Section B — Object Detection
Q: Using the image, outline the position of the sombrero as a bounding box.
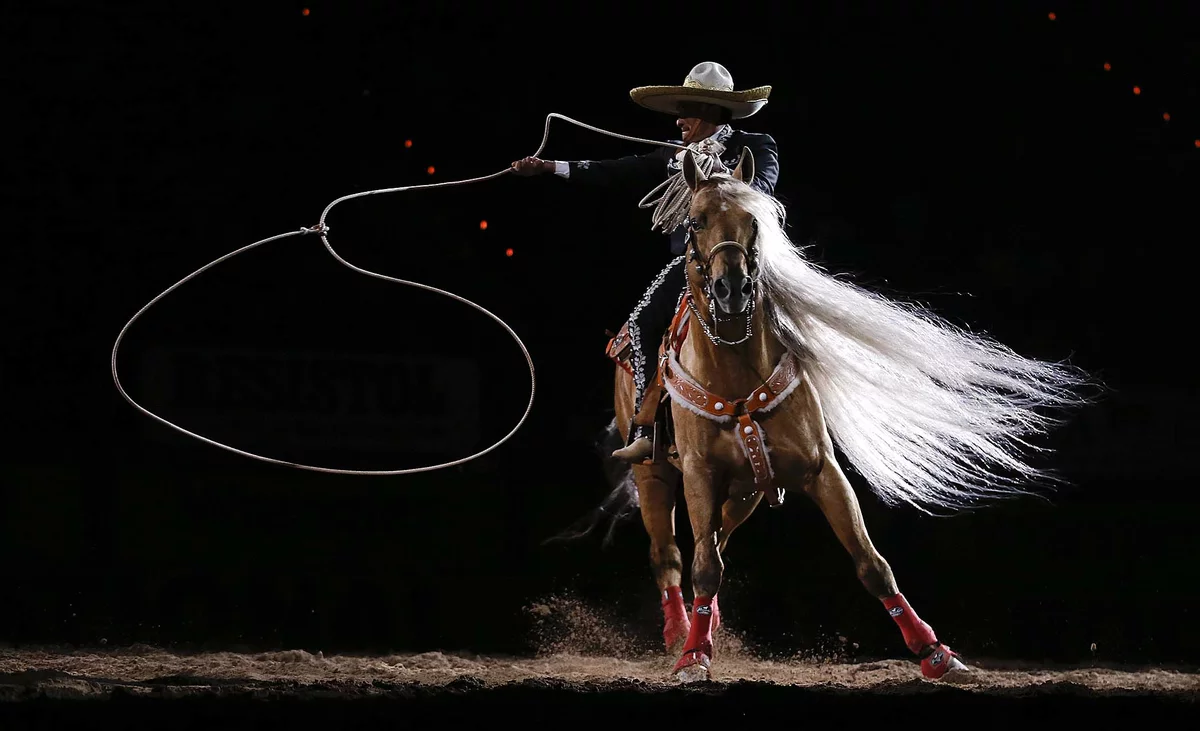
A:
[629,62,771,120]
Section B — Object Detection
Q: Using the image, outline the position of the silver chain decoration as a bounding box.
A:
[687,293,755,346]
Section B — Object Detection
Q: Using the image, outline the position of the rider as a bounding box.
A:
[512,62,779,462]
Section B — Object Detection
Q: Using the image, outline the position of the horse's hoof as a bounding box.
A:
[675,663,711,683]
[940,655,976,684]
[921,643,969,681]
[672,650,712,683]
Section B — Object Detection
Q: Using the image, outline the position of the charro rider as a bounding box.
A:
[512,61,779,462]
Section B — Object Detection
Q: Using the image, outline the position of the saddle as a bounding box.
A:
[605,297,792,507]
[604,296,692,464]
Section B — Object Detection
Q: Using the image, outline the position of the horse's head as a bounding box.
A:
[681,148,760,340]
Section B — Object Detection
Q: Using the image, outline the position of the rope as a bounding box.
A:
[640,152,727,234]
[111,113,708,476]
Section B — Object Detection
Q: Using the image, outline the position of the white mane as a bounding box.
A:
[706,176,1093,513]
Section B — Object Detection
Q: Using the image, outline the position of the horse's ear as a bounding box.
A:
[683,150,707,191]
[732,147,755,185]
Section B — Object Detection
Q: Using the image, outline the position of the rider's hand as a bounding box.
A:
[511,156,552,176]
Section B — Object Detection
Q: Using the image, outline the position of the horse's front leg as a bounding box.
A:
[807,455,970,680]
[673,456,724,682]
[717,487,762,554]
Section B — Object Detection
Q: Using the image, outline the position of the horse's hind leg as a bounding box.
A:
[633,463,689,655]
[617,366,689,656]
[806,457,970,680]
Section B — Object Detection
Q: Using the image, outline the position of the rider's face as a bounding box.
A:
[677,116,716,144]
[675,102,724,144]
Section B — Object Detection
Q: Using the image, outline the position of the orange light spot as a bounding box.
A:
[1132,86,1141,95]
[404,139,413,148]
[1163,112,1171,122]
[479,220,488,230]
[505,248,514,257]
[302,8,310,16]
[1047,12,1056,20]
[426,166,435,175]
[1195,140,1200,148]
[1103,62,1111,71]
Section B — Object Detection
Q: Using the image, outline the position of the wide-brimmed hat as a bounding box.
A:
[629,62,771,120]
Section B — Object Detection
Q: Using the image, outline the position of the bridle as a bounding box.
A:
[684,216,759,347]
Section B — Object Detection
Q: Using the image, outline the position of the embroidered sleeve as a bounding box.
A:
[746,134,780,196]
[565,150,667,192]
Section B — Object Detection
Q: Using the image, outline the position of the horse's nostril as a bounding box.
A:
[740,279,754,295]
[714,278,730,299]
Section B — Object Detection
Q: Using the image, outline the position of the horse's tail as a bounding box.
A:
[542,418,640,546]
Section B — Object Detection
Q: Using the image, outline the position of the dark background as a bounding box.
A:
[5,1,1199,668]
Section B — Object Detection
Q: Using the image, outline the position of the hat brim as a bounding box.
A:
[629,85,771,119]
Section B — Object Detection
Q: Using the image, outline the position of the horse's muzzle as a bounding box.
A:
[713,272,754,316]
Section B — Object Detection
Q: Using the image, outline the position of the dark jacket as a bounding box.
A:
[564,127,780,255]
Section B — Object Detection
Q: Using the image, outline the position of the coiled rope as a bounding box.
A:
[640,144,729,234]
[112,113,722,475]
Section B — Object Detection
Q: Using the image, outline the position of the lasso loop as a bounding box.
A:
[112,113,697,476]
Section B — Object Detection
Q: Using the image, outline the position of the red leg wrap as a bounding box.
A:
[882,593,938,655]
[920,643,960,679]
[673,594,716,674]
[661,586,690,650]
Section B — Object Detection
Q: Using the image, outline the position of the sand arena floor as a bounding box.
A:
[1,595,1195,727]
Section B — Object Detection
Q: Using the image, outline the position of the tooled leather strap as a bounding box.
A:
[746,351,800,414]
[606,323,634,376]
[662,349,800,422]
[668,293,692,353]
[660,327,801,508]
[736,414,772,485]
[733,415,780,506]
[662,348,737,420]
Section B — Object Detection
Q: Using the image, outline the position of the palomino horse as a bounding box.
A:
[607,147,1086,682]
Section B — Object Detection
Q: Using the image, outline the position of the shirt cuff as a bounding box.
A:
[554,161,570,178]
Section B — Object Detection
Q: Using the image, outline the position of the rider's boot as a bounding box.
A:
[612,431,654,462]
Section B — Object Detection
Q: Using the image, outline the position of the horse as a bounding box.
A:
[605,147,1089,682]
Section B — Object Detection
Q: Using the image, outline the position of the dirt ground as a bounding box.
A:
[1,597,1195,727]
[2,644,1198,698]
